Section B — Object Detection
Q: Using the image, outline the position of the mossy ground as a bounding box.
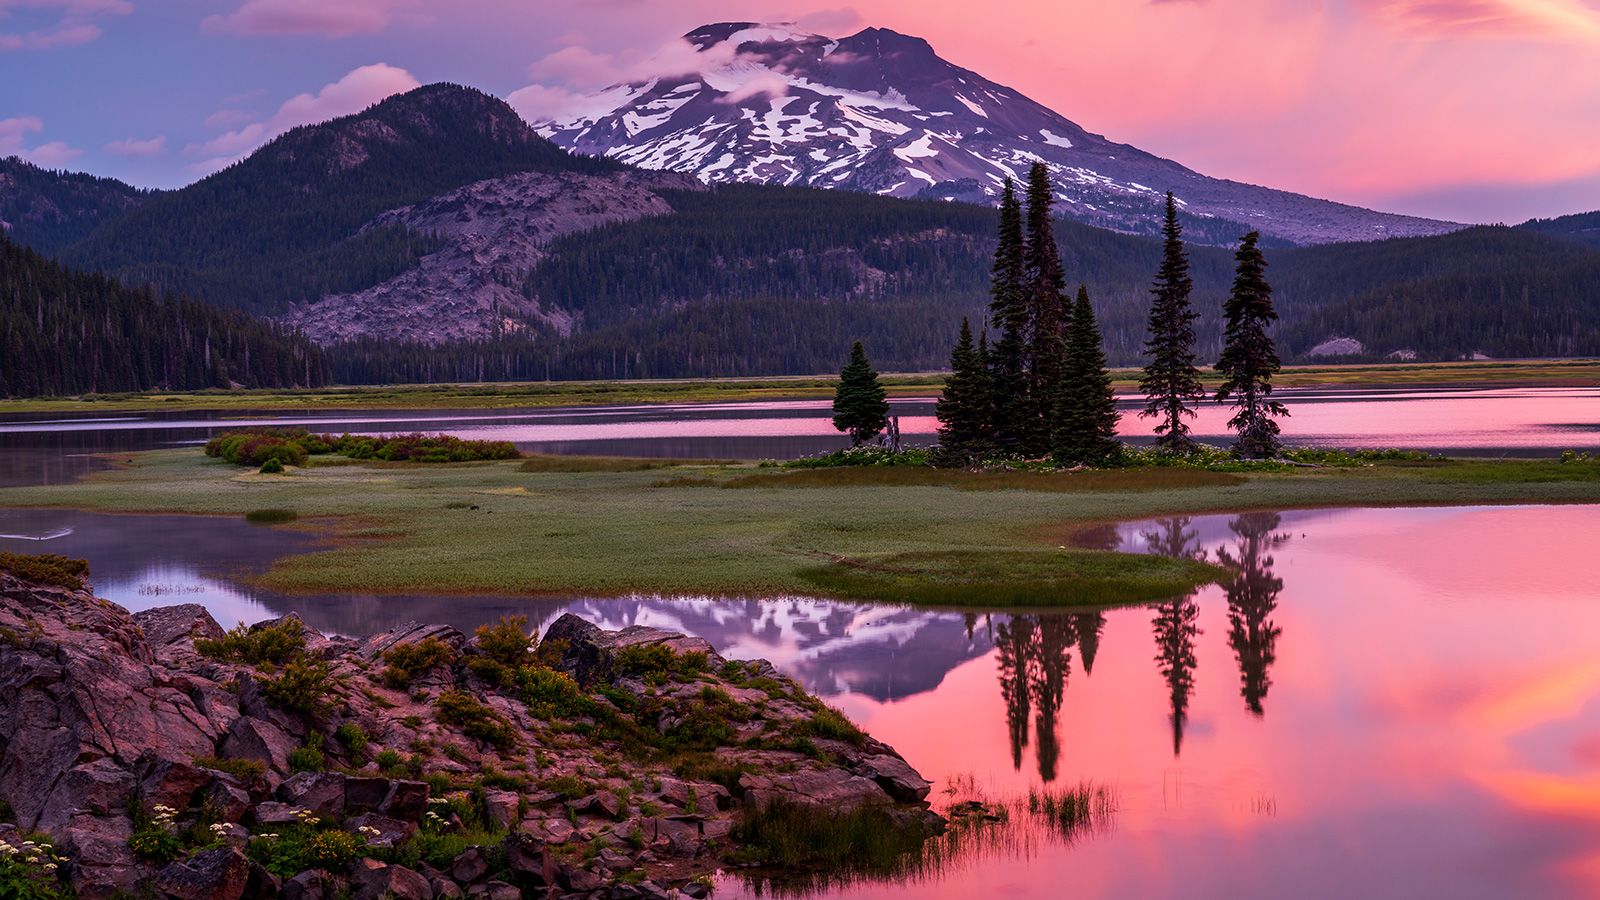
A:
[2,450,1598,608]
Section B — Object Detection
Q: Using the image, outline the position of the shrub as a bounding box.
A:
[258,458,285,474]
[334,723,369,759]
[0,552,89,591]
[288,734,326,773]
[205,429,318,468]
[474,616,533,667]
[326,433,521,464]
[128,805,182,863]
[782,446,934,469]
[192,756,266,781]
[247,825,362,878]
[383,637,457,688]
[194,620,306,666]
[434,690,518,752]
[519,667,590,720]
[798,705,866,747]
[614,644,708,684]
[244,508,297,525]
[262,658,337,714]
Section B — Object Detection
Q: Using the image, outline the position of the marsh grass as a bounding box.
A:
[1026,782,1119,844]
[519,455,735,473]
[6,447,1600,605]
[244,508,298,525]
[723,467,1246,492]
[799,549,1226,608]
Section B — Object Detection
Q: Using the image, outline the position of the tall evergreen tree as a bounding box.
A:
[1216,231,1289,458]
[935,318,993,463]
[831,341,890,446]
[987,179,1029,454]
[1053,286,1122,465]
[1139,193,1206,454]
[1022,162,1069,455]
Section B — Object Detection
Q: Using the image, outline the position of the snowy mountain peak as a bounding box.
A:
[531,23,1460,245]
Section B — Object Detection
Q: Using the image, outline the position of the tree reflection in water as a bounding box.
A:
[1218,512,1289,716]
[1143,517,1205,757]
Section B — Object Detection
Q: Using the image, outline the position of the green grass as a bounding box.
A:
[0,359,1595,413]
[1,449,1598,609]
[799,549,1225,608]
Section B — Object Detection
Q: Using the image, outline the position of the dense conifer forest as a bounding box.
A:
[0,234,327,396]
[0,157,149,254]
[60,85,615,315]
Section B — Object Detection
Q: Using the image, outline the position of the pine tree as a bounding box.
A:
[1139,193,1206,454]
[1053,286,1122,466]
[987,179,1028,455]
[1022,163,1068,455]
[1216,231,1289,458]
[935,318,993,463]
[832,341,890,446]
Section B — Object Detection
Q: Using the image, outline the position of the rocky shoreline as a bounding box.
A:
[0,570,941,898]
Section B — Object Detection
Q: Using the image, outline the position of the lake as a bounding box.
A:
[4,503,1600,898]
[2,384,1598,486]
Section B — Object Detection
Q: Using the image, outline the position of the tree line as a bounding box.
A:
[0,234,328,396]
[835,165,1290,460]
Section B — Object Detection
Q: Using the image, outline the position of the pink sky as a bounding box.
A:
[513,0,1600,222]
[4,0,1598,221]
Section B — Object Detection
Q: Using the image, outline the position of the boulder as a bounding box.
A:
[220,718,296,775]
[36,759,137,830]
[379,779,429,820]
[133,604,224,649]
[152,847,250,900]
[346,812,414,850]
[858,753,932,802]
[342,776,390,814]
[276,771,347,817]
[481,789,519,830]
[501,832,550,885]
[282,869,329,900]
[59,813,142,900]
[450,846,488,883]
[350,859,432,900]
[466,882,520,900]
[543,614,718,687]
[739,767,890,810]
[138,756,215,813]
[574,790,623,820]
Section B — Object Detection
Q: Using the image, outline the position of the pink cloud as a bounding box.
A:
[104,134,165,156]
[185,62,420,172]
[202,0,421,37]
[1359,0,1600,41]
[0,115,81,167]
[0,0,128,50]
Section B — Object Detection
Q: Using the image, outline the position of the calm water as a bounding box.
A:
[2,385,1598,486]
[4,504,1600,898]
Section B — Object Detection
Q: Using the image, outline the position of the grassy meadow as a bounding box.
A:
[0,358,1594,414]
[3,448,1599,609]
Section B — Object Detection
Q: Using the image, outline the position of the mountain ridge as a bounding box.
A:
[531,22,1463,246]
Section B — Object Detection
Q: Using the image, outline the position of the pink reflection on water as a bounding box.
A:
[727,505,1600,899]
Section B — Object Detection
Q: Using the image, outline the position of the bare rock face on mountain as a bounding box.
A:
[281,169,699,344]
[532,22,1463,246]
[0,570,941,899]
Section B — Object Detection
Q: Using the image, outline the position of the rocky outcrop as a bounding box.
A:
[280,170,701,345]
[0,572,940,898]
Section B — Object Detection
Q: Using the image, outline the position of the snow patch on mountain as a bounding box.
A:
[527,22,1464,246]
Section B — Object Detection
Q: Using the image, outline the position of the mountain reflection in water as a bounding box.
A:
[7,504,1600,897]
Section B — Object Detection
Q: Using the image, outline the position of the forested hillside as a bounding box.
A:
[61,84,616,315]
[0,157,149,255]
[0,234,327,396]
[1520,211,1600,250]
